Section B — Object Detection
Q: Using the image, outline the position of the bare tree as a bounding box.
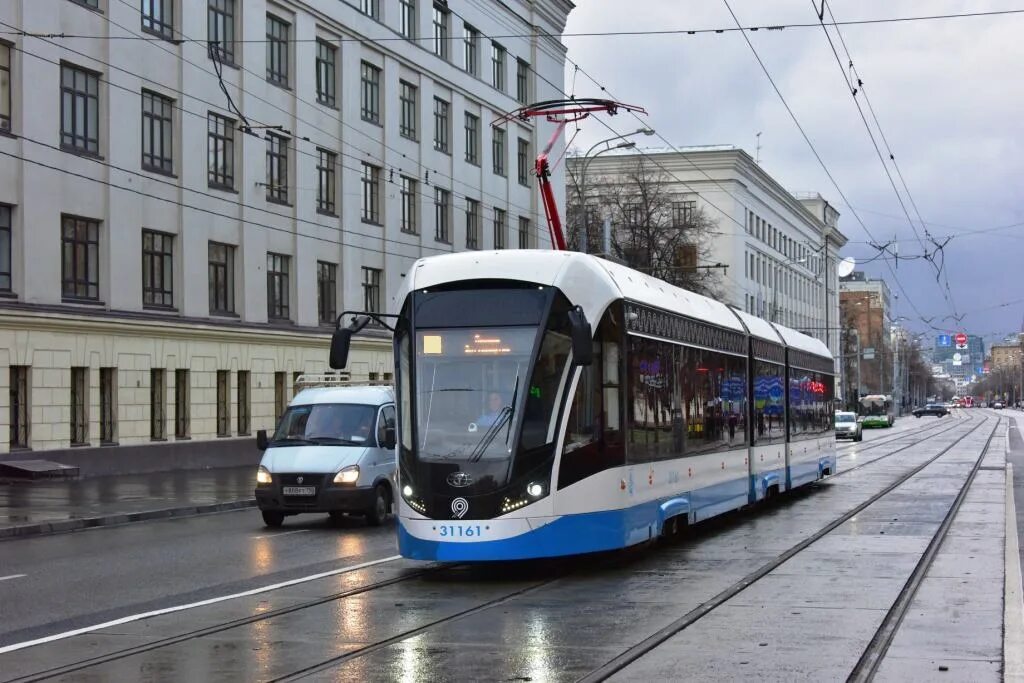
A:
[566,157,722,298]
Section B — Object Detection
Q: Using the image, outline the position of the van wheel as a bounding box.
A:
[365,484,390,527]
[261,511,284,528]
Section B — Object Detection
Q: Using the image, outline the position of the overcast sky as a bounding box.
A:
[562,0,1024,346]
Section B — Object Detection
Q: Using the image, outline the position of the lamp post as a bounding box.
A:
[575,128,656,254]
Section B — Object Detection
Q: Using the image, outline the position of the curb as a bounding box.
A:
[1005,460,1024,681]
[0,498,257,540]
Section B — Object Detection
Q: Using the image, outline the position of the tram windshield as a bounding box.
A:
[414,327,538,463]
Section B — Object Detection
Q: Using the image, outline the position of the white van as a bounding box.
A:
[254,376,396,528]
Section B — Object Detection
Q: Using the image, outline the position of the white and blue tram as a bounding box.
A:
[332,251,836,561]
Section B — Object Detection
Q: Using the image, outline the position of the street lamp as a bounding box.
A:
[575,128,656,254]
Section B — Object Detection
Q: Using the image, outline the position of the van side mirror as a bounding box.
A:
[382,426,396,450]
[567,306,593,366]
[256,429,268,451]
[330,315,371,369]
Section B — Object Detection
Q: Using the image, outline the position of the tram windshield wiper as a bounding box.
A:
[505,373,520,446]
[469,406,512,463]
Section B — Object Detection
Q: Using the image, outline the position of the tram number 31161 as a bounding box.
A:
[435,524,486,538]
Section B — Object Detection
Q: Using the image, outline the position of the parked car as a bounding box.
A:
[992,401,1004,410]
[254,376,396,528]
[913,403,949,418]
[835,411,863,441]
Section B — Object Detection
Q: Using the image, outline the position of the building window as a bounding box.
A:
[362,267,381,314]
[274,371,287,419]
[0,204,10,291]
[432,2,449,60]
[434,187,450,242]
[315,40,336,107]
[316,148,336,214]
[207,112,234,189]
[216,370,230,436]
[208,241,235,315]
[493,208,507,249]
[71,367,88,446]
[463,24,478,76]
[266,14,289,87]
[360,61,380,124]
[265,133,289,203]
[61,63,99,154]
[100,367,117,443]
[516,58,529,104]
[317,261,336,324]
[399,80,417,140]
[208,0,235,63]
[400,176,417,234]
[0,43,11,132]
[237,370,250,435]
[517,137,530,185]
[141,0,174,39]
[9,366,29,449]
[464,112,479,165]
[150,368,166,440]
[400,0,416,39]
[491,42,505,91]
[174,369,189,438]
[267,252,290,320]
[672,200,696,227]
[361,162,381,224]
[142,229,173,308]
[360,0,379,19]
[518,216,530,249]
[492,127,505,176]
[465,198,480,249]
[433,97,449,153]
[61,215,100,301]
[141,90,174,173]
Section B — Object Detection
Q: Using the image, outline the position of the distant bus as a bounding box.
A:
[860,395,895,428]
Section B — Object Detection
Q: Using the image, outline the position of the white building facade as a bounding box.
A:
[572,148,848,363]
[0,0,572,465]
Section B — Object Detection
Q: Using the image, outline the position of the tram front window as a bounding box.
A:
[415,327,538,463]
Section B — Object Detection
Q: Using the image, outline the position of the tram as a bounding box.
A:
[330,251,836,561]
[859,394,895,428]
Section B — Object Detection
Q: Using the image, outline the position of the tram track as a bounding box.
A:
[576,414,997,682]
[835,411,966,458]
[3,416,990,682]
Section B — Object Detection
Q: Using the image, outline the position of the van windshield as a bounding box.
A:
[271,404,377,446]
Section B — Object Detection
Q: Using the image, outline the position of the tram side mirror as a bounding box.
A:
[329,315,371,369]
[567,306,593,366]
[256,429,269,451]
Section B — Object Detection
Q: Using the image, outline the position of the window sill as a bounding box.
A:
[316,98,338,110]
[266,79,292,92]
[62,297,104,306]
[434,148,451,156]
[435,238,452,245]
[466,160,480,167]
[316,209,338,218]
[0,290,17,299]
[268,317,294,325]
[141,165,177,178]
[494,171,507,178]
[400,229,419,236]
[60,145,104,160]
[399,133,418,143]
[361,117,382,127]
[0,128,16,140]
[150,437,168,442]
[70,442,91,448]
[361,219,383,227]
[67,0,103,13]
[100,440,119,447]
[143,304,178,313]
[175,435,191,441]
[209,55,239,70]
[141,27,179,44]
[266,197,292,207]
[208,183,237,194]
[209,311,240,319]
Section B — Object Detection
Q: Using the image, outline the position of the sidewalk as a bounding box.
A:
[0,466,256,539]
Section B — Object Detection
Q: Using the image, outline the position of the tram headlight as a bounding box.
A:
[256,466,273,485]
[527,482,544,498]
[333,466,360,484]
[402,485,413,498]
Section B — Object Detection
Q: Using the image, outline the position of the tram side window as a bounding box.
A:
[558,302,626,489]
[753,361,786,445]
[626,335,747,463]
[788,369,834,440]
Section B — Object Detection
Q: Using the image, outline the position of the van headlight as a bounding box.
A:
[256,465,273,485]
[334,466,360,484]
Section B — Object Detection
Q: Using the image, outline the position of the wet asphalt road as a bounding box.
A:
[0,411,1001,681]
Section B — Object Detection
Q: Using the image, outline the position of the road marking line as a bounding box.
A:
[0,574,26,582]
[248,529,310,540]
[1006,463,1024,681]
[0,554,402,655]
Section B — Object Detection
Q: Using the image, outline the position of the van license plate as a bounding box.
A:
[283,486,316,496]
